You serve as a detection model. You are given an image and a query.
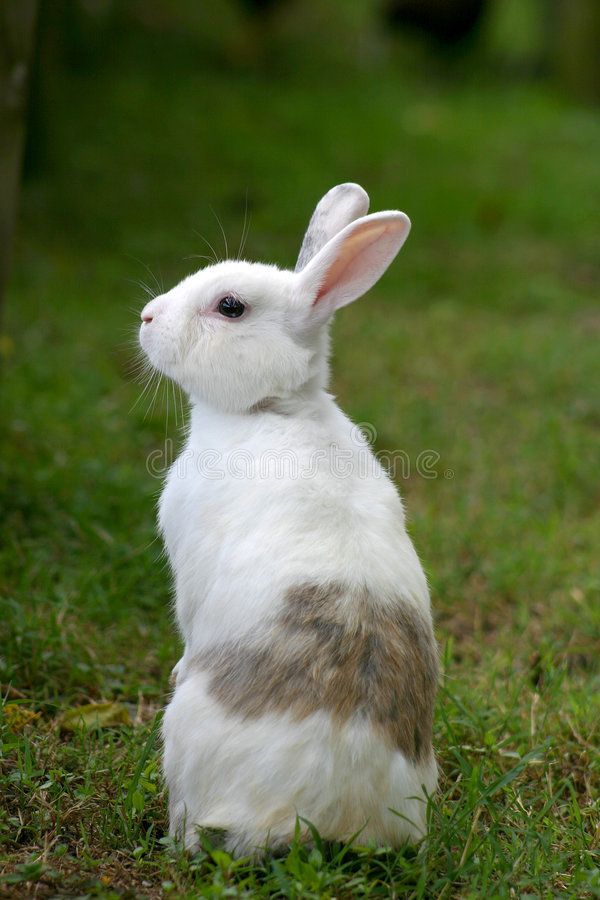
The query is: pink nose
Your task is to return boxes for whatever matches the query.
[141,294,168,324]
[141,298,160,324]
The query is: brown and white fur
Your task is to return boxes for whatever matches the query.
[139,183,439,855]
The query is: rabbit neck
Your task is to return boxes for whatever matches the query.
[189,374,331,435]
[188,329,333,428]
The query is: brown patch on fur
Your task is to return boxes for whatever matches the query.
[198,583,438,763]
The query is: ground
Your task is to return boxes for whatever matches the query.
[1,35,599,898]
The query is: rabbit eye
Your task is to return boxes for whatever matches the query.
[217,295,246,318]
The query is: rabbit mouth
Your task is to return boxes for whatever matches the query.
[139,327,179,376]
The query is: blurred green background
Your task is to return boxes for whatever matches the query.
[1,1,599,895]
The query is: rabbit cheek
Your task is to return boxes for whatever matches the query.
[198,583,438,765]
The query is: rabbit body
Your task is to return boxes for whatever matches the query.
[140,184,439,855]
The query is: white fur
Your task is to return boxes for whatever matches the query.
[139,184,436,854]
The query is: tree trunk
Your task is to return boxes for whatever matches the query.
[0,1,38,319]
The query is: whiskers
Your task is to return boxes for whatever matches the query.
[123,258,187,437]
[191,229,222,265]
[126,255,164,302]
[237,189,251,261]
[121,326,186,439]
[130,357,187,432]
[187,193,252,268]
[209,204,229,260]
[127,277,155,300]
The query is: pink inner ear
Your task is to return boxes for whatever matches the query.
[314,223,390,305]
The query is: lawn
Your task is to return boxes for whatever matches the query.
[1,33,599,898]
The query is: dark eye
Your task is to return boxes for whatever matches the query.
[217,295,246,318]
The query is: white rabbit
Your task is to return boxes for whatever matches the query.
[139,183,438,856]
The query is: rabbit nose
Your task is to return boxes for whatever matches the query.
[141,298,160,324]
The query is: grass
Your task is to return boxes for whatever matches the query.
[1,29,600,898]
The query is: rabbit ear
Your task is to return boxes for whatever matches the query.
[298,211,411,314]
[295,183,370,272]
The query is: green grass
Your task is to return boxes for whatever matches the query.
[1,34,600,898]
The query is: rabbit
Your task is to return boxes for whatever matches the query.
[139,183,439,857]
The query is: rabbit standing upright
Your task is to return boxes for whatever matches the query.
[139,183,439,856]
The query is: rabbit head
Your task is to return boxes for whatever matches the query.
[139,183,410,413]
